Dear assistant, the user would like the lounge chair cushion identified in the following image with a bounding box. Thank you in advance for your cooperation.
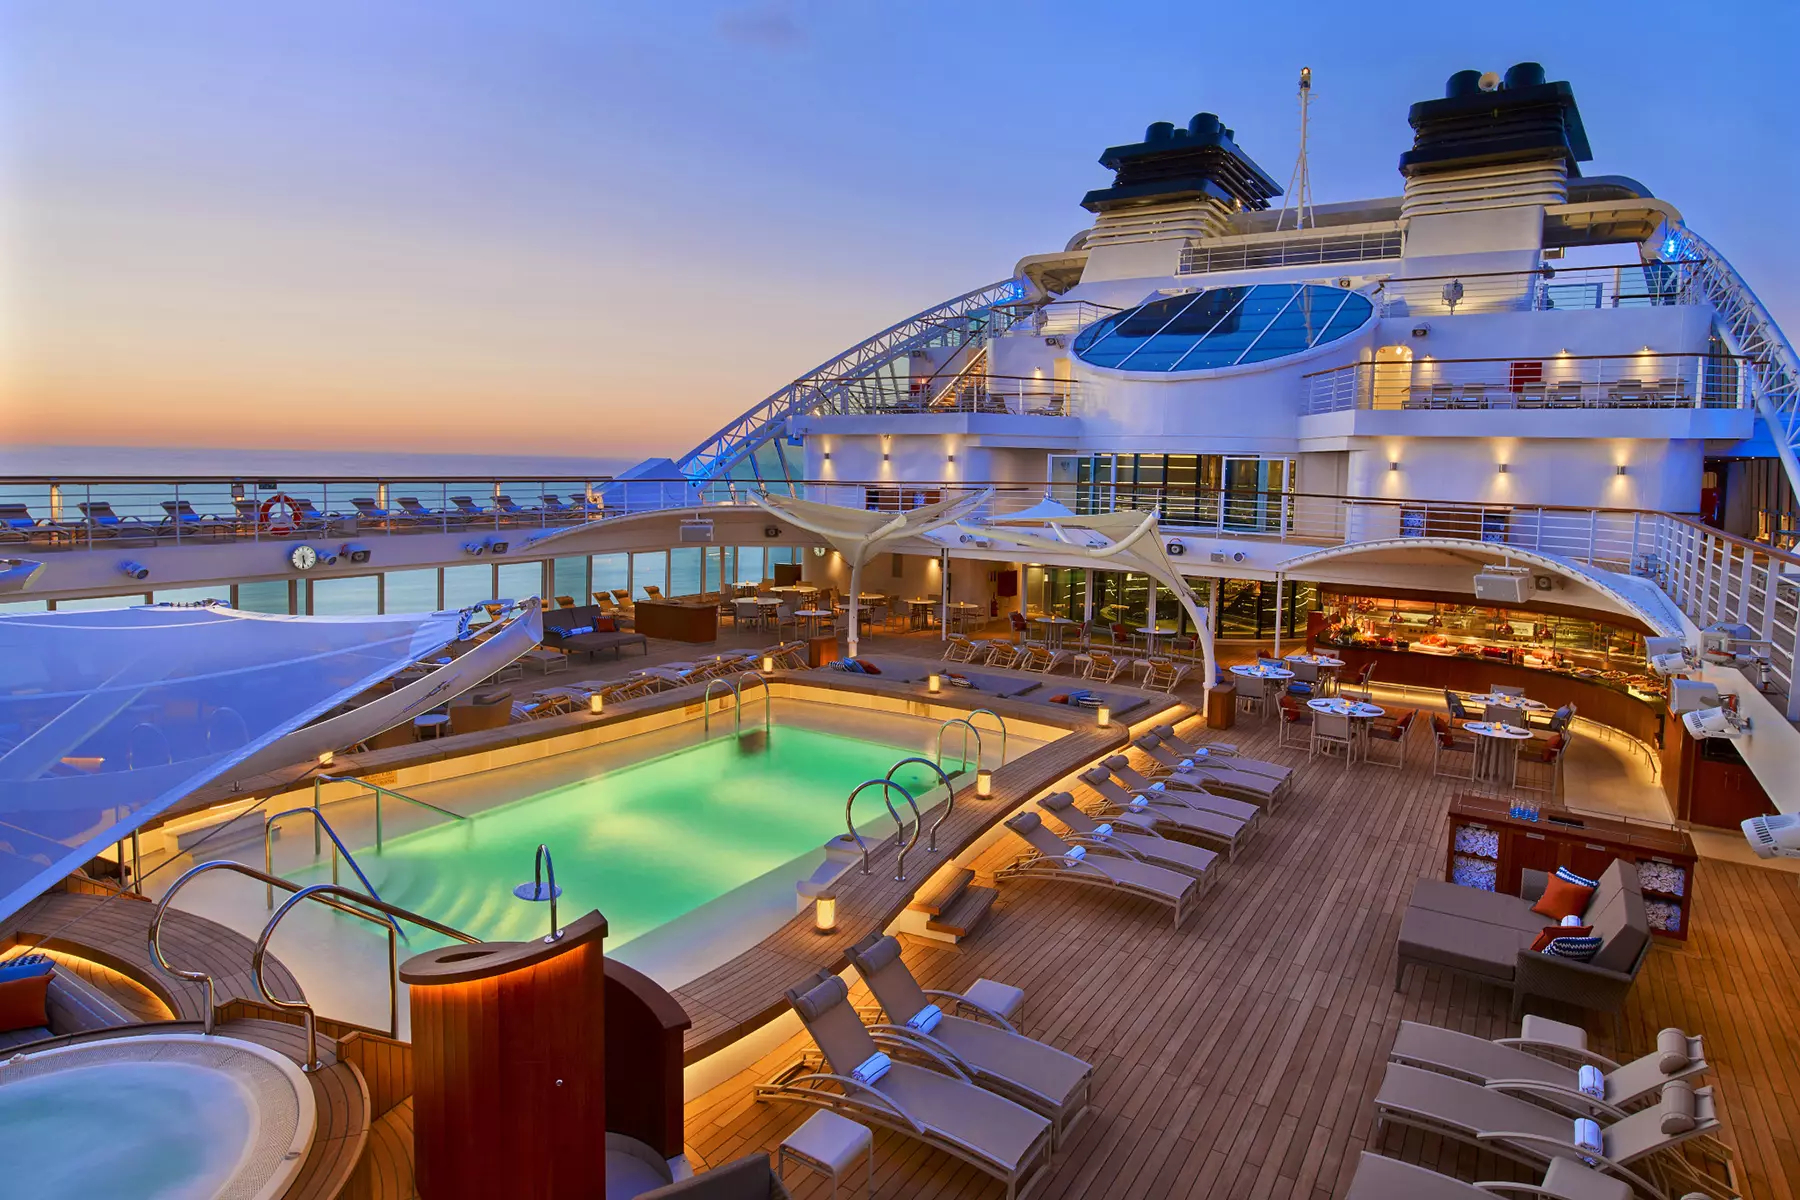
[790,973,849,1021]
[1529,924,1591,952]
[1532,873,1596,922]
[1657,1028,1692,1073]
[0,954,53,983]
[1408,879,1546,936]
[1585,887,1649,973]
[1344,1154,1488,1200]
[1397,908,1521,984]
[1659,1079,1696,1134]
[0,973,53,1033]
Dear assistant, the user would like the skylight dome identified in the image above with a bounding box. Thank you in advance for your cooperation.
[1073,283,1372,372]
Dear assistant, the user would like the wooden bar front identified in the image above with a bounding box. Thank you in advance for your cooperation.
[1445,797,1696,940]
[632,600,719,643]
[1659,708,1775,830]
[401,910,609,1200]
[1317,644,1665,749]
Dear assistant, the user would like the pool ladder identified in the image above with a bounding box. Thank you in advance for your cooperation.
[702,671,771,737]
[149,860,477,1073]
[842,736,980,880]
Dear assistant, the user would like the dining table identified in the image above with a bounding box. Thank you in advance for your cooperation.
[795,608,834,639]
[1229,662,1293,720]
[1463,720,1535,791]
[1032,615,1078,649]
[907,598,939,631]
[1307,697,1385,759]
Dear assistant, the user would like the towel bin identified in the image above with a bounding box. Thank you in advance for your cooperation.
[1207,682,1236,730]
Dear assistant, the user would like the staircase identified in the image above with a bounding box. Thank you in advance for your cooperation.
[905,866,999,943]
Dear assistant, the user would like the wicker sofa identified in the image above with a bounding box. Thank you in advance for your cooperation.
[1396,859,1651,1018]
[541,604,648,661]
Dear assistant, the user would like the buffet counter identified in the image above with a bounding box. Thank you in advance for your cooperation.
[1314,642,1665,749]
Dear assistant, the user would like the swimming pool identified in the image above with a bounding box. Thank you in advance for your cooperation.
[291,721,967,957]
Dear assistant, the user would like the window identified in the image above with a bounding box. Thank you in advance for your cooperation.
[669,548,703,597]
[591,553,629,598]
[309,575,379,616]
[383,569,439,613]
[734,546,765,584]
[152,586,229,606]
[236,579,292,614]
[442,564,493,610]
[552,556,588,604]
[632,551,668,599]
[496,562,543,601]
[1074,284,1371,372]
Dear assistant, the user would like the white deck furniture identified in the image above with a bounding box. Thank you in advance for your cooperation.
[778,1109,873,1198]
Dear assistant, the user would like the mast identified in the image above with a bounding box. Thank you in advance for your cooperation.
[1277,66,1315,232]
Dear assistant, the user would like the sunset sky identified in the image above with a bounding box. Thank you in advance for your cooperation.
[2,1,1794,465]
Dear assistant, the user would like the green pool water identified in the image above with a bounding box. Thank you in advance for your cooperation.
[296,726,960,950]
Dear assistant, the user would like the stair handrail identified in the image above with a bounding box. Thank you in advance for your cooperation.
[149,860,478,1071]
[262,804,403,939]
[934,717,984,774]
[737,670,772,736]
[884,757,956,852]
[844,778,921,881]
[964,708,1009,766]
[701,676,738,736]
[314,773,466,853]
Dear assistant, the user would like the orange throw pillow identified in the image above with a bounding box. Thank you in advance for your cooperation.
[1531,873,1595,922]
[0,972,52,1033]
[1530,924,1592,952]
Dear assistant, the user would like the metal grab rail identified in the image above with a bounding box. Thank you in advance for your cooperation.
[844,779,921,881]
[701,671,771,737]
[963,709,1008,768]
[314,773,465,853]
[885,757,956,852]
[149,860,478,1071]
[262,805,402,938]
[934,718,984,774]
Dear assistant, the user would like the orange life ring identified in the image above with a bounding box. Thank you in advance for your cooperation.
[260,493,299,535]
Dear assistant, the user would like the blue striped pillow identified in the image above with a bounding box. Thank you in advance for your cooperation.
[1544,935,1603,962]
[1555,866,1598,889]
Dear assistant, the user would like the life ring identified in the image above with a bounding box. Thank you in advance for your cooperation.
[260,493,300,535]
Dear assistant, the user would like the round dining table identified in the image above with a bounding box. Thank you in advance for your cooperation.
[1464,692,1548,711]
[1463,720,1535,791]
[1308,697,1384,758]
[1284,652,1345,668]
[1229,662,1293,720]
[795,608,833,639]
[1032,615,1078,649]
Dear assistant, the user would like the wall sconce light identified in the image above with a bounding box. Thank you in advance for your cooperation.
[814,891,837,933]
[883,450,890,462]
[947,454,956,464]
[1097,705,1111,728]
[1388,461,1399,472]
[761,654,775,673]
[1497,463,1510,474]
[1616,465,1628,476]
[822,451,831,461]
[589,692,604,715]
[318,750,334,767]
[928,673,942,694]
[976,768,993,798]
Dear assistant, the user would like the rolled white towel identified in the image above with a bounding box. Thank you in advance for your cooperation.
[1094,823,1114,837]
[1063,845,1088,864]
[1561,914,1585,927]
[850,1051,891,1087]
[906,1004,944,1035]
[1572,1117,1603,1164]
[1578,1064,1605,1100]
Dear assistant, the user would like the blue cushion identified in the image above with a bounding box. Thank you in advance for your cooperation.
[1544,935,1603,963]
[0,954,53,983]
[1555,866,1598,889]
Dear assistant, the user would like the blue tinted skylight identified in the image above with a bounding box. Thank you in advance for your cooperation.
[1073,283,1371,372]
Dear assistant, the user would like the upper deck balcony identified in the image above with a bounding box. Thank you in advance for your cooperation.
[1372,260,1703,319]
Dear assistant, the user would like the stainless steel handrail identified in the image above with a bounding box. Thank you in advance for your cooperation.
[736,670,772,735]
[702,670,772,737]
[262,805,402,938]
[149,860,477,1071]
[885,757,956,852]
[314,773,465,853]
[933,717,983,774]
[844,779,920,881]
[964,708,1008,767]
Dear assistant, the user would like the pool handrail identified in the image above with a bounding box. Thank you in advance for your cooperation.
[934,717,984,774]
[263,805,404,938]
[964,708,1008,767]
[885,757,957,852]
[737,670,772,735]
[314,773,466,852]
[702,670,772,737]
[149,859,477,1070]
[844,778,921,881]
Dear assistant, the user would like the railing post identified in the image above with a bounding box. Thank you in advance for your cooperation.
[1587,510,1597,565]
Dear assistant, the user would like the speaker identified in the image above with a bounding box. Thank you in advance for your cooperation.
[1472,572,1528,604]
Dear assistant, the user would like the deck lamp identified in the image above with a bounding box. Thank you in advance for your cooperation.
[1497,463,1510,474]
[814,890,838,933]
[761,654,775,673]
[928,673,942,694]
[589,692,603,715]
[318,750,334,767]
[1096,704,1111,728]
[1616,465,1628,476]
[976,768,993,798]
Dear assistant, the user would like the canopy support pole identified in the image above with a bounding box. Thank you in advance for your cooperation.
[847,555,864,659]
[940,549,950,640]
[1272,575,1285,656]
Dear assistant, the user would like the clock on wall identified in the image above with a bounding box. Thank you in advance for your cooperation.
[290,545,319,571]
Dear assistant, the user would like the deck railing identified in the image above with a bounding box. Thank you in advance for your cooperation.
[1373,261,1704,317]
[812,373,1082,418]
[1300,352,1750,416]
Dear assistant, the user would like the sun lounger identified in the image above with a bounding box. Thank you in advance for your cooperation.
[1114,744,1288,810]
[1137,732,1295,789]
[757,972,1054,1200]
[1391,1021,1708,1113]
[77,501,150,539]
[1078,768,1252,860]
[1086,763,1260,825]
[396,496,462,527]
[1148,725,1291,782]
[0,504,70,546]
[997,811,1203,926]
[1035,791,1219,881]
[846,934,1092,1146]
[1343,1152,1631,1200]
[1374,1064,1734,1200]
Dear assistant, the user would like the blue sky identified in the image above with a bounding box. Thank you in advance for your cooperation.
[2,0,1794,459]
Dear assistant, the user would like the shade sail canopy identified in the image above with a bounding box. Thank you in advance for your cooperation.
[0,604,465,921]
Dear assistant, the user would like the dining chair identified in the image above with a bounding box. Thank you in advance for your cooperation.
[1277,696,1313,748]
[1312,710,1355,768]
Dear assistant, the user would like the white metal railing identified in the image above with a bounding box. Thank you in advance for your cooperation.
[1178,227,1404,275]
[991,299,1123,340]
[1374,261,1704,318]
[1300,353,1750,416]
[819,373,1081,418]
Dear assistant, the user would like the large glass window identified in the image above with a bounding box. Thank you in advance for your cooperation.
[153,585,229,606]
[1074,283,1370,372]
[591,553,629,598]
[442,564,493,610]
[383,569,439,613]
[309,575,379,616]
[1051,453,1290,528]
[496,561,543,601]
[552,556,587,604]
[632,551,667,599]
[734,545,765,584]
[236,579,292,614]
[669,547,703,597]
[53,594,145,611]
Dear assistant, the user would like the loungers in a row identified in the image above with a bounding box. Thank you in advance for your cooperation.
[941,637,1197,693]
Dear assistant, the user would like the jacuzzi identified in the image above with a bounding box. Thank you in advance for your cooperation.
[0,1032,316,1200]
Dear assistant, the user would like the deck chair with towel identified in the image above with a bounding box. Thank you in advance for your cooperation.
[1078,768,1252,860]
[845,934,1093,1147]
[756,972,1053,1200]
[1343,1152,1632,1200]
[1391,1021,1708,1114]
[1035,791,1219,882]
[997,812,1203,928]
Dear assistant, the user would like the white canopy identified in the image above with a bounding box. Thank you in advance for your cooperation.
[0,604,467,922]
[753,489,993,655]
[959,509,1215,689]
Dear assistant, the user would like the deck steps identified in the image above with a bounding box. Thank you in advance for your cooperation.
[907,866,998,942]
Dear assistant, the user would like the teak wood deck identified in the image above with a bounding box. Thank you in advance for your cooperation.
[683,709,1800,1200]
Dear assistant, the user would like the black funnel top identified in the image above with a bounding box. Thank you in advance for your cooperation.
[1400,62,1591,178]
[1082,111,1282,214]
